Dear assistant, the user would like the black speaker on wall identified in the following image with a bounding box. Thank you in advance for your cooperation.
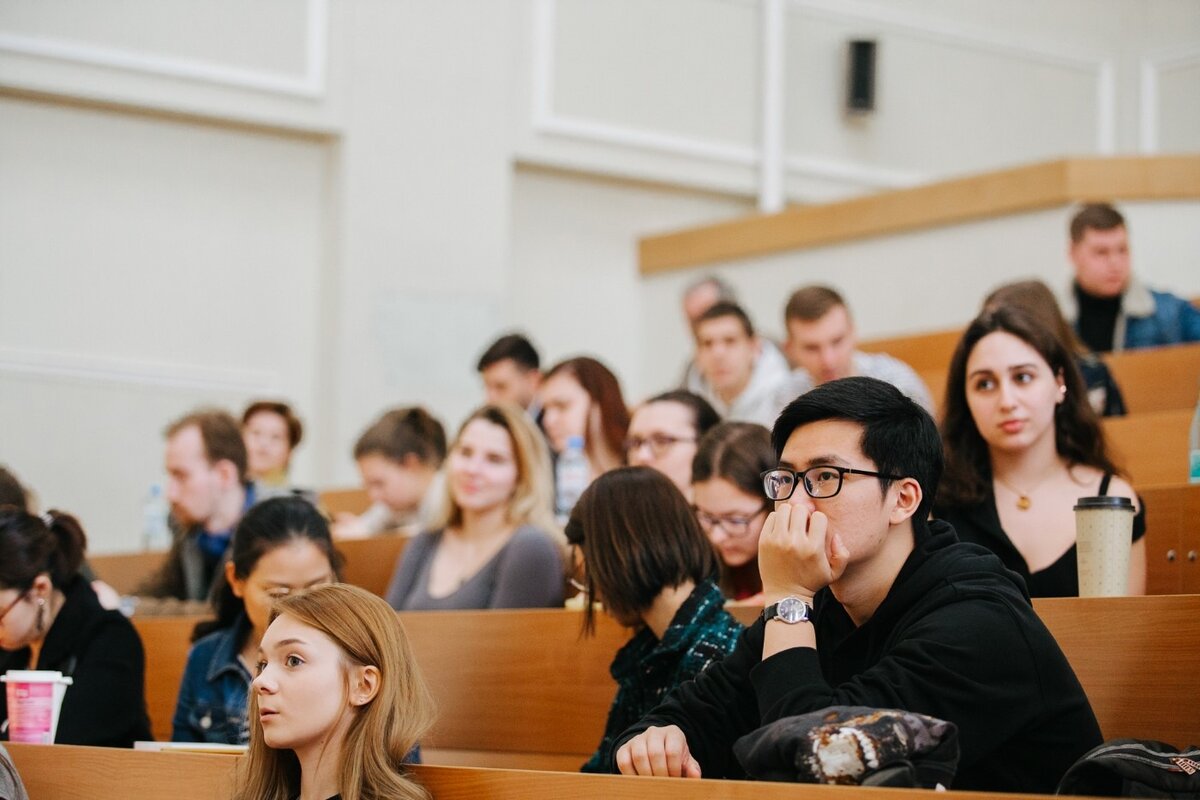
[846,39,877,114]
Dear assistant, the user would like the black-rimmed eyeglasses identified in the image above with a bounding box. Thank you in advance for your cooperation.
[761,465,905,501]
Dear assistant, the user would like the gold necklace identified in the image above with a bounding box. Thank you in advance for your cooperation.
[994,476,1033,511]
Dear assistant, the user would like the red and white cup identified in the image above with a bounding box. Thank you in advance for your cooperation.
[2,670,73,744]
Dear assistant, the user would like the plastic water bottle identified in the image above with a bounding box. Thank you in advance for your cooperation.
[142,484,172,551]
[1189,384,1200,484]
[555,435,589,523]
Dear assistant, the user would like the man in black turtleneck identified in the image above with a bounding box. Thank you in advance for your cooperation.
[1064,203,1200,352]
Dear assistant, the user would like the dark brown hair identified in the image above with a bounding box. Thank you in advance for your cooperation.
[543,357,630,461]
[692,421,775,497]
[1069,203,1125,243]
[353,407,447,468]
[0,508,87,591]
[641,390,721,441]
[696,301,754,338]
[784,285,847,323]
[242,401,304,449]
[166,408,249,483]
[565,467,718,635]
[984,279,1087,356]
[939,306,1120,507]
[0,466,29,511]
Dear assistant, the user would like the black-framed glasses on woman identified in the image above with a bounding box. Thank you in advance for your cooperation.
[761,465,905,501]
[693,506,768,538]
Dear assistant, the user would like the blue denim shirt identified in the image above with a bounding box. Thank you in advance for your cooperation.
[172,615,253,744]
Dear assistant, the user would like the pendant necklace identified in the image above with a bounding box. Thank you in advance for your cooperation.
[995,476,1033,511]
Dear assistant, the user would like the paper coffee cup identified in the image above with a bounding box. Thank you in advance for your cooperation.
[2,670,73,744]
[1074,496,1135,597]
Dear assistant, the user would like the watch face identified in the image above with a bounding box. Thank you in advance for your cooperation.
[777,596,809,623]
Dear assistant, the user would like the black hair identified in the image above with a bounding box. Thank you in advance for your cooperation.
[771,376,942,522]
[0,508,87,591]
[477,333,540,373]
[191,496,342,643]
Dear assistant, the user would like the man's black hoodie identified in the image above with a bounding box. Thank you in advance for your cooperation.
[612,520,1102,793]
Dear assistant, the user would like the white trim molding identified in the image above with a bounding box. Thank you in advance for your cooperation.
[0,347,280,395]
[530,0,1115,195]
[0,0,327,99]
[1138,44,1200,154]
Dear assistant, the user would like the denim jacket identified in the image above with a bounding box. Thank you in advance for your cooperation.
[172,615,253,744]
[1066,277,1200,352]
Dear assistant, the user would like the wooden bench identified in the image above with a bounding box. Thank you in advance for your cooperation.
[5,743,1042,800]
[133,595,1199,764]
[318,486,372,516]
[89,533,408,600]
[864,333,1200,416]
[1106,341,1200,414]
[1102,408,1193,488]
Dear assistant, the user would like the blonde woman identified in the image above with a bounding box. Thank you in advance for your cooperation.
[385,404,564,610]
[235,584,433,800]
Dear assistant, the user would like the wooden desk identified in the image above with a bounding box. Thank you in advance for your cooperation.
[6,742,240,800]
[1140,484,1200,595]
[6,742,1038,800]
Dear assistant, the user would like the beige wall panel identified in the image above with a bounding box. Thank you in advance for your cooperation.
[1156,61,1200,153]
[0,0,308,74]
[785,13,1100,176]
[509,167,752,405]
[0,95,329,553]
[550,0,759,148]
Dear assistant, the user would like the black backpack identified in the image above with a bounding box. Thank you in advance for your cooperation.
[1057,739,1200,798]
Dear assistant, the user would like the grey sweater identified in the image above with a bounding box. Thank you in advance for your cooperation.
[385,525,564,610]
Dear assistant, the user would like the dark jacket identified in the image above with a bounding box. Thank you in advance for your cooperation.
[0,576,152,747]
[613,520,1102,794]
[172,614,253,744]
[582,580,741,773]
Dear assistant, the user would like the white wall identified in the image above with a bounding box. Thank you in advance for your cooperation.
[0,0,1196,552]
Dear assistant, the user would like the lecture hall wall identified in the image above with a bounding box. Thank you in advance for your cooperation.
[1,0,1197,552]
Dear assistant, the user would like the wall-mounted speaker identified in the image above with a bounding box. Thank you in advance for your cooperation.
[846,39,877,115]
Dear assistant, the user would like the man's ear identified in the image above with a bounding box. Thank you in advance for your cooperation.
[214,458,240,488]
[888,477,922,525]
[349,665,381,707]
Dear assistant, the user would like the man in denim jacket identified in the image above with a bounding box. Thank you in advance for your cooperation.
[1064,203,1200,353]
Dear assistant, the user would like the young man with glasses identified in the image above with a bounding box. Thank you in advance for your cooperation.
[614,377,1100,793]
[625,391,720,499]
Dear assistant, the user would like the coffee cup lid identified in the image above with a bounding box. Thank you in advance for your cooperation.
[1073,495,1135,512]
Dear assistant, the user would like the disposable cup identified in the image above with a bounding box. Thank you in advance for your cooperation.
[2,669,73,744]
[1074,496,1135,597]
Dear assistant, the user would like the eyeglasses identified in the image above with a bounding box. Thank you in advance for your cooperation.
[693,506,768,538]
[761,465,905,501]
[624,434,696,459]
[0,589,28,626]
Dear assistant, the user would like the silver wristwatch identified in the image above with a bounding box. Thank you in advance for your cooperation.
[762,596,812,624]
